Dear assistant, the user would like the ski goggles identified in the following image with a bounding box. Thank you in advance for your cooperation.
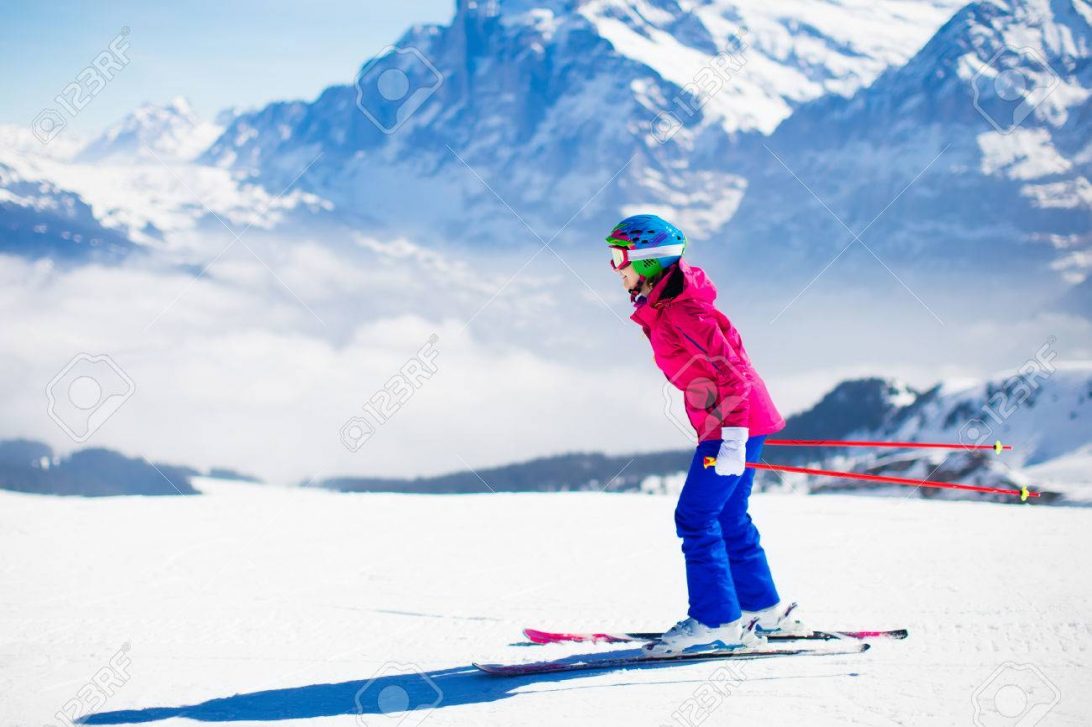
[609,243,686,270]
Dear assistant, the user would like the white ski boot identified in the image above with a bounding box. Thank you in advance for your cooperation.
[742,601,809,637]
[644,616,765,657]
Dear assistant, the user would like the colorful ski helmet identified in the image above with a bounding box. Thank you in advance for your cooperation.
[605,214,687,278]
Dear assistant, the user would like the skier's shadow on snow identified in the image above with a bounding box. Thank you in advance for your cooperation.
[79,662,637,723]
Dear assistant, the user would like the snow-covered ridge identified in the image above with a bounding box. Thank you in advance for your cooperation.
[579,0,965,132]
[0,159,135,261]
[1,0,1086,306]
[772,360,1092,502]
[884,360,1092,465]
[725,0,1091,287]
[0,104,331,254]
[78,96,224,163]
[194,0,966,244]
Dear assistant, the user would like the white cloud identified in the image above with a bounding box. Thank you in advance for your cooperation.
[0,251,668,483]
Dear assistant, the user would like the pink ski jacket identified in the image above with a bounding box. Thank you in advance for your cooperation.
[631,260,785,441]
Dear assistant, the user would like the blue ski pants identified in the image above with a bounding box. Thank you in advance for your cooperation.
[675,435,779,626]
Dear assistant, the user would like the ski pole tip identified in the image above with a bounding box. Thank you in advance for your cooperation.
[1020,485,1033,502]
[994,440,1004,454]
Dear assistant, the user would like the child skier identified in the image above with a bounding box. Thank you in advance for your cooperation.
[606,214,801,656]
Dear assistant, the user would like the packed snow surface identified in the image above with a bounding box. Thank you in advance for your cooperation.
[2,481,1089,726]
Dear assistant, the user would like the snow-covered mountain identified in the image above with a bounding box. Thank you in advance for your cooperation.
[78,97,224,163]
[764,360,1092,502]
[0,106,329,253]
[201,0,966,242]
[0,160,135,262]
[0,98,245,259]
[2,0,1086,298]
[0,127,131,261]
[727,0,1091,284]
[192,0,1089,299]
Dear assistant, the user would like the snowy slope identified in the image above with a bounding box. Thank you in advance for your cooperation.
[2,486,1090,725]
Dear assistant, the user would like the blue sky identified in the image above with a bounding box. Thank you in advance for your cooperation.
[0,1,454,135]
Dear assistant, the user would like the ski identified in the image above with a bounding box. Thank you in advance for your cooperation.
[475,642,870,676]
[522,626,907,646]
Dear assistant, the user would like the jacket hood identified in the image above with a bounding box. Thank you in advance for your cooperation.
[631,260,717,328]
[649,259,717,308]
[677,260,717,306]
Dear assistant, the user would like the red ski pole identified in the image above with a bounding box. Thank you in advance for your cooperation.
[746,462,1037,501]
[766,439,1012,454]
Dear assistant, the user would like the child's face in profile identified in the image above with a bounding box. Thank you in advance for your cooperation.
[615,264,643,292]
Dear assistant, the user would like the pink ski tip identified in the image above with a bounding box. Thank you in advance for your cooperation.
[523,628,630,645]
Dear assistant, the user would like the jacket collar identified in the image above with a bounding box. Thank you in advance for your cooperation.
[630,261,687,327]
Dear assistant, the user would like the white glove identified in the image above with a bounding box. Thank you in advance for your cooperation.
[714,427,749,477]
